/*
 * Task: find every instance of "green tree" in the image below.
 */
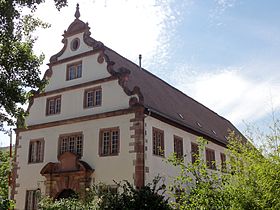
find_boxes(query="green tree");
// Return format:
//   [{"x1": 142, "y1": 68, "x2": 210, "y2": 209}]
[
  {"x1": 168, "y1": 138, "x2": 230, "y2": 210},
  {"x1": 39, "y1": 178, "x2": 171, "y2": 210},
  {"x1": 0, "y1": 149, "x2": 14, "y2": 209},
  {"x1": 0, "y1": 0, "x2": 68, "y2": 128},
  {"x1": 168, "y1": 119, "x2": 280, "y2": 209}
]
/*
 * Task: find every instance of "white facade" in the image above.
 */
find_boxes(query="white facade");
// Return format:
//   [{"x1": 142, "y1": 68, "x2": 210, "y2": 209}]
[{"x1": 12, "y1": 7, "x2": 230, "y2": 210}]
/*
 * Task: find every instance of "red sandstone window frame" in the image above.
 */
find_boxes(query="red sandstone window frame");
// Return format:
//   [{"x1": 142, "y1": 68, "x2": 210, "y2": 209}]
[
  {"x1": 99, "y1": 127, "x2": 120, "y2": 156},
  {"x1": 152, "y1": 127, "x2": 164, "y2": 157},
  {"x1": 66, "y1": 61, "x2": 82, "y2": 80},
  {"x1": 46, "y1": 95, "x2": 61, "y2": 116},
  {"x1": 28, "y1": 139, "x2": 44, "y2": 164},
  {"x1": 84, "y1": 86, "x2": 102, "y2": 108},
  {"x1": 25, "y1": 190, "x2": 39, "y2": 210},
  {"x1": 191, "y1": 142, "x2": 199, "y2": 164},
  {"x1": 174, "y1": 135, "x2": 183, "y2": 159},
  {"x1": 58, "y1": 132, "x2": 83, "y2": 158},
  {"x1": 206, "y1": 148, "x2": 216, "y2": 170}
]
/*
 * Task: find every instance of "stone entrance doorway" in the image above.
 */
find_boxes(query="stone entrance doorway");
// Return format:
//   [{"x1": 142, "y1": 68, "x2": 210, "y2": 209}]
[
  {"x1": 56, "y1": 189, "x2": 77, "y2": 199},
  {"x1": 40, "y1": 152, "x2": 94, "y2": 198}
]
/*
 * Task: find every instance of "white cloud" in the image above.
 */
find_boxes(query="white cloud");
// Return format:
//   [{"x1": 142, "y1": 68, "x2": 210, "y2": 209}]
[{"x1": 170, "y1": 66, "x2": 280, "y2": 126}]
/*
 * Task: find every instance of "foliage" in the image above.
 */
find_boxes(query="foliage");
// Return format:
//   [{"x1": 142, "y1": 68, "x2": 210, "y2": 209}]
[
  {"x1": 0, "y1": 150, "x2": 9, "y2": 198},
  {"x1": 38, "y1": 178, "x2": 171, "y2": 210},
  {"x1": 168, "y1": 120, "x2": 280, "y2": 210},
  {"x1": 39, "y1": 196, "x2": 98, "y2": 210},
  {"x1": 168, "y1": 137, "x2": 230, "y2": 210},
  {"x1": 0, "y1": 149, "x2": 14, "y2": 209},
  {"x1": 0, "y1": 0, "x2": 68, "y2": 128}
]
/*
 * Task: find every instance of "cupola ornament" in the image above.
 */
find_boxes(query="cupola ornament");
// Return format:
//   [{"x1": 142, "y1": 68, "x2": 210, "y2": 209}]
[{"x1": 75, "y1": 3, "x2": 80, "y2": 19}]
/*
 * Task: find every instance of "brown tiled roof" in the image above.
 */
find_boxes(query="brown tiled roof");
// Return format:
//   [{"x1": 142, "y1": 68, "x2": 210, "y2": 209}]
[{"x1": 104, "y1": 47, "x2": 244, "y2": 146}]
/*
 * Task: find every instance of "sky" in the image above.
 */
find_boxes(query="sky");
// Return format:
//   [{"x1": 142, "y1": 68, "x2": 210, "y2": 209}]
[{"x1": 1, "y1": 0, "x2": 280, "y2": 146}]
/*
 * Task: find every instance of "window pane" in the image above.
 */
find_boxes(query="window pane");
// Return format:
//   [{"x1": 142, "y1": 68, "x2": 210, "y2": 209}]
[
  {"x1": 76, "y1": 135, "x2": 83, "y2": 156},
  {"x1": 61, "y1": 138, "x2": 68, "y2": 155},
  {"x1": 191, "y1": 143, "x2": 199, "y2": 164},
  {"x1": 69, "y1": 66, "x2": 76, "y2": 80},
  {"x1": 69, "y1": 136, "x2": 75, "y2": 153},
  {"x1": 206, "y1": 149, "x2": 216, "y2": 169},
  {"x1": 77, "y1": 64, "x2": 82, "y2": 78},
  {"x1": 174, "y1": 137, "x2": 183, "y2": 159},
  {"x1": 29, "y1": 143, "x2": 35, "y2": 163},
  {"x1": 87, "y1": 91, "x2": 94, "y2": 107},
  {"x1": 95, "y1": 89, "x2": 102, "y2": 106},
  {"x1": 49, "y1": 99, "x2": 55, "y2": 114},
  {"x1": 111, "y1": 130, "x2": 119, "y2": 154},
  {"x1": 153, "y1": 129, "x2": 164, "y2": 156},
  {"x1": 55, "y1": 98, "x2": 61, "y2": 113},
  {"x1": 102, "y1": 131, "x2": 110, "y2": 155}
]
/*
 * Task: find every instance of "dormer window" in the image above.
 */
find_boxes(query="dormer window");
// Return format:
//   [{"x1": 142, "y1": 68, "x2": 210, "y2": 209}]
[{"x1": 66, "y1": 61, "x2": 82, "y2": 80}]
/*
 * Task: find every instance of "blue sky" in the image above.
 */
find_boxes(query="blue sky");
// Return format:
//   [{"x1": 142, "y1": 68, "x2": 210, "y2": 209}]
[{"x1": 1, "y1": 0, "x2": 279, "y2": 146}]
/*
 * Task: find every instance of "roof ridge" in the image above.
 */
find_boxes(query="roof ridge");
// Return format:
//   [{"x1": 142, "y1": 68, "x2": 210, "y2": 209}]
[{"x1": 104, "y1": 46, "x2": 226, "y2": 123}]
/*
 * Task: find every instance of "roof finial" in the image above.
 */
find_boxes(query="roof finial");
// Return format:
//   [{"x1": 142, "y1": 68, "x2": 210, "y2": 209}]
[{"x1": 75, "y1": 3, "x2": 80, "y2": 19}]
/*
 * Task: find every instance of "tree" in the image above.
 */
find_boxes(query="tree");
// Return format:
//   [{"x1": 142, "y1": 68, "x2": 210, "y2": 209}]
[
  {"x1": 168, "y1": 119, "x2": 280, "y2": 209},
  {"x1": 38, "y1": 178, "x2": 171, "y2": 210},
  {"x1": 0, "y1": 149, "x2": 14, "y2": 209},
  {"x1": 168, "y1": 138, "x2": 230, "y2": 210},
  {"x1": 0, "y1": 0, "x2": 68, "y2": 128}
]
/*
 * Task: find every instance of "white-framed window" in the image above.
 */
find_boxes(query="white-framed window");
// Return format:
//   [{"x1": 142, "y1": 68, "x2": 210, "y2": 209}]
[
  {"x1": 99, "y1": 127, "x2": 120, "y2": 156},
  {"x1": 25, "y1": 190, "x2": 39, "y2": 210},
  {"x1": 46, "y1": 95, "x2": 61, "y2": 115},
  {"x1": 66, "y1": 61, "x2": 82, "y2": 80},
  {"x1": 28, "y1": 139, "x2": 44, "y2": 163},
  {"x1": 59, "y1": 133, "x2": 83, "y2": 158},
  {"x1": 84, "y1": 87, "x2": 102, "y2": 108}
]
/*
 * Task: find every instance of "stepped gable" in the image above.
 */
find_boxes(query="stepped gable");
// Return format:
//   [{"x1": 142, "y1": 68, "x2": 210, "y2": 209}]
[{"x1": 104, "y1": 47, "x2": 243, "y2": 146}]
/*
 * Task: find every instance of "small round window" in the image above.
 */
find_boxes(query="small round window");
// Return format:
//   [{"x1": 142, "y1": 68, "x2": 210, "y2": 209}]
[{"x1": 71, "y1": 38, "x2": 80, "y2": 51}]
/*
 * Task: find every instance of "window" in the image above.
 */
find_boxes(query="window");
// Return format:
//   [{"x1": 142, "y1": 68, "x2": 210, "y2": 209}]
[
  {"x1": 58, "y1": 133, "x2": 83, "y2": 158},
  {"x1": 46, "y1": 95, "x2": 61, "y2": 115},
  {"x1": 28, "y1": 139, "x2": 44, "y2": 163},
  {"x1": 66, "y1": 61, "x2": 82, "y2": 80},
  {"x1": 206, "y1": 148, "x2": 216, "y2": 170},
  {"x1": 99, "y1": 127, "x2": 120, "y2": 156},
  {"x1": 71, "y1": 38, "x2": 80, "y2": 51},
  {"x1": 25, "y1": 190, "x2": 39, "y2": 210},
  {"x1": 191, "y1": 142, "x2": 199, "y2": 164},
  {"x1": 152, "y1": 127, "x2": 164, "y2": 157},
  {"x1": 174, "y1": 136, "x2": 183, "y2": 159},
  {"x1": 84, "y1": 87, "x2": 102, "y2": 108},
  {"x1": 220, "y1": 152, "x2": 226, "y2": 171}
]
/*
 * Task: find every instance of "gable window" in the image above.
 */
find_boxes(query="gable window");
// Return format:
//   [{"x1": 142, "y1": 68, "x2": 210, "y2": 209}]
[
  {"x1": 66, "y1": 61, "x2": 82, "y2": 80},
  {"x1": 46, "y1": 95, "x2": 61, "y2": 115},
  {"x1": 191, "y1": 142, "x2": 199, "y2": 164},
  {"x1": 152, "y1": 127, "x2": 164, "y2": 157},
  {"x1": 174, "y1": 135, "x2": 183, "y2": 159},
  {"x1": 84, "y1": 87, "x2": 102, "y2": 108},
  {"x1": 25, "y1": 190, "x2": 38, "y2": 210},
  {"x1": 99, "y1": 127, "x2": 120, "y2": 156},
  {"x1": 28, "y1": 139, "x2": 44, "y2": 163},
  {"x1": 58, "y1": 132, "x2": 83, "y2": 158},
  {"x1": 220, "y1": 152, "x2": 226, "y2": 171},
  {"x1": 206, "y1": 148, "x2": 216, "y2": 170}
]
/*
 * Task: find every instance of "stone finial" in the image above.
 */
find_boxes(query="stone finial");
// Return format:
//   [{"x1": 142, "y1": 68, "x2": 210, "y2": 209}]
[{"x1": 75, "y1": 3, "x2": 80, "y2": 19}]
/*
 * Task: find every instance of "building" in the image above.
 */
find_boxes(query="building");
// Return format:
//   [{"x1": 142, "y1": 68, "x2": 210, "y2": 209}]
[{"x1": 12, "y1": 4, "x2": 243, "y2": 210}]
